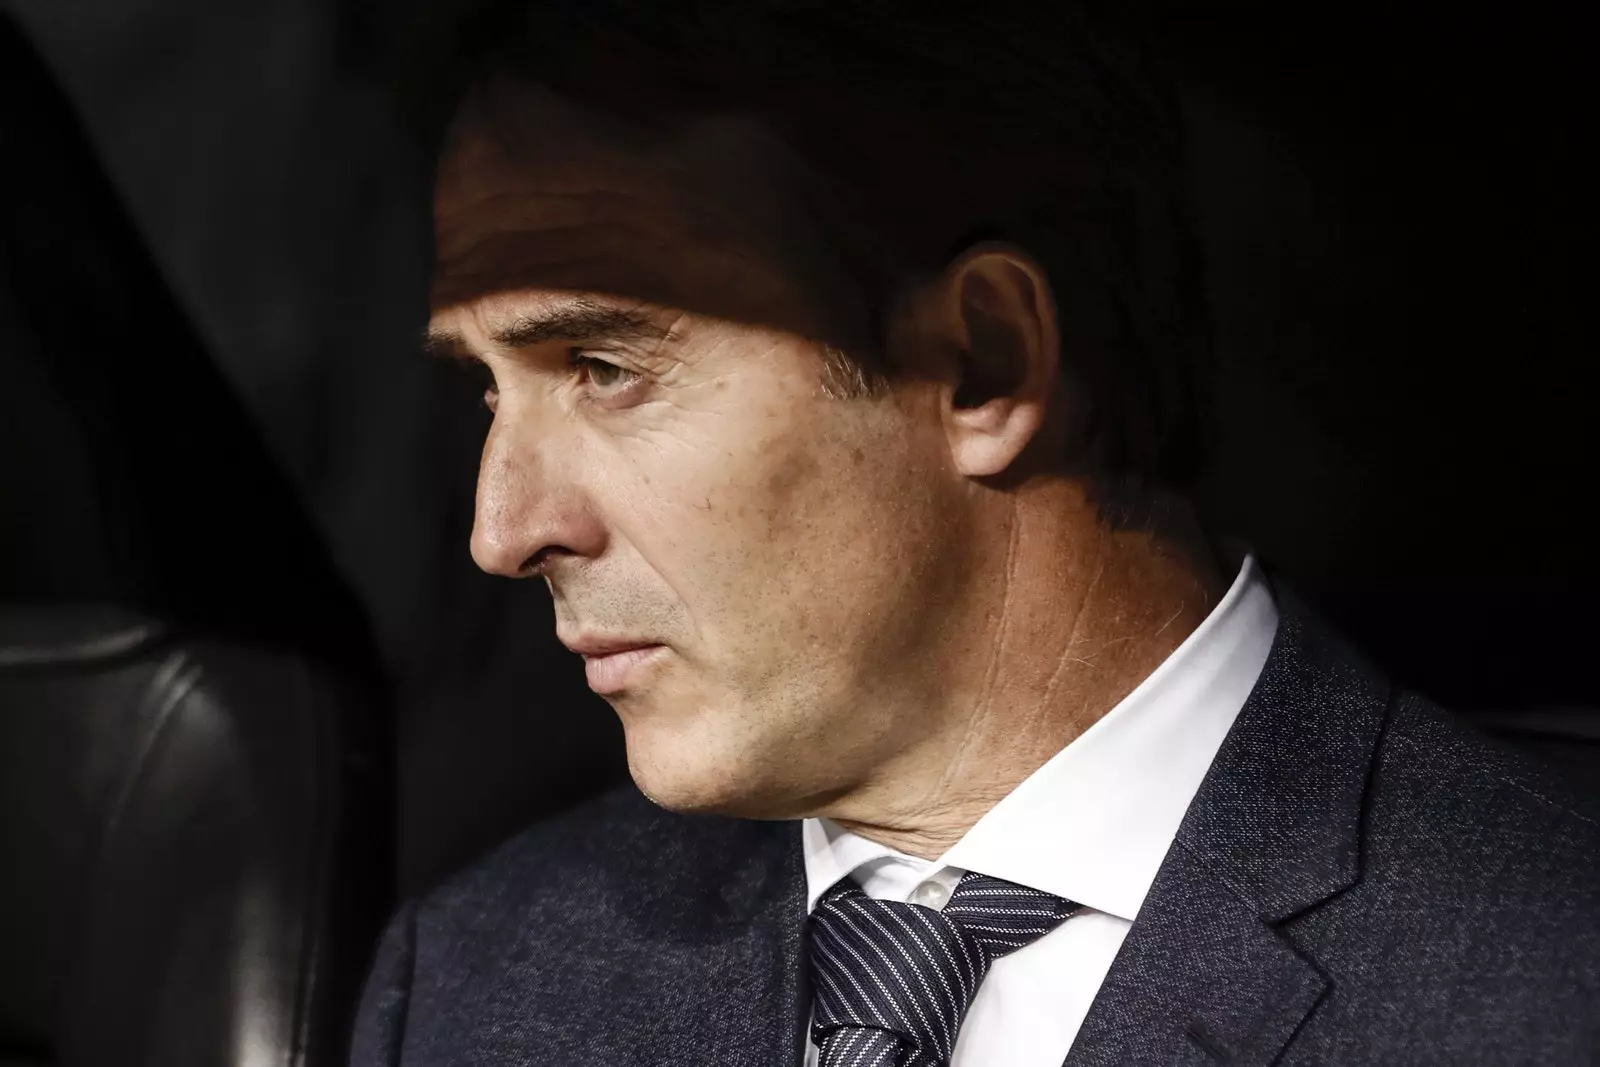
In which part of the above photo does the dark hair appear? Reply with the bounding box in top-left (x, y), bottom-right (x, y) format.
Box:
top-left (398, 0), bottom-right (1212, 521)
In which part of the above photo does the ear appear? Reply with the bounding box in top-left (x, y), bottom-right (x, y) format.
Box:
top-left (900, 244), bottom-right (1060, 479)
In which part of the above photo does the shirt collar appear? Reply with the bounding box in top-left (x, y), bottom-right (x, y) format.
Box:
top-left (802, 554), bottom-right (1279, 920)
top-left (803, 816), bottom-right (933, 913)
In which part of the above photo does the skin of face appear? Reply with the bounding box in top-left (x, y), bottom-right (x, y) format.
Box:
top-left (429, 85), bottom-right (1003, 820)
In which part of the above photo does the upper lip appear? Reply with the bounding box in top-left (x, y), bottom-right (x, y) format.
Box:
top-left (559, 634), bottom-right (661, 658)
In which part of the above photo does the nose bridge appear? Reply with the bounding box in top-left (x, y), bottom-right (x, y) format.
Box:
top-left (471, 404), bottom-right (596, 576)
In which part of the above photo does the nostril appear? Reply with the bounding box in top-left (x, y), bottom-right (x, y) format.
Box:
top-left (521, 546), bottom-right (563, 578)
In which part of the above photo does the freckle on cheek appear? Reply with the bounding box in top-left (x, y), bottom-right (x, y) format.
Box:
top-left (765, 450), bottom-right (818, 500)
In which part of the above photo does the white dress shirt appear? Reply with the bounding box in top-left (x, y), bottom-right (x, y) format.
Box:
top-left (800, 555), bottom-right (1278, 1067)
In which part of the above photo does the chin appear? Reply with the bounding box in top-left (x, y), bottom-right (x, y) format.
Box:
top-left (626, 750), bottom-right (755, 816)
top-left (615, 680), bottom-right (851, 819)
top-left (622, 731), bottom-right (807, 821)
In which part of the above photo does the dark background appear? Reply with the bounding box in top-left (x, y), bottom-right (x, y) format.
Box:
top-left (5, 0), bottom-right (1593, 898)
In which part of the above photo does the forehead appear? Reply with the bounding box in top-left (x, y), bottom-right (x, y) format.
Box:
top-left (431, 83), bottom-right (863, 347)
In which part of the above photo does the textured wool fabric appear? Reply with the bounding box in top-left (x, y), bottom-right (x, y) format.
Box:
top-left (808, 872), bottom-right (1080, 1066)
top-left (351, 588), bottom-right (1600, 1066)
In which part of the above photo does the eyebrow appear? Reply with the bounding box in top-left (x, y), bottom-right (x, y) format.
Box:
top-left (424, 299), bottom-right (674, 359)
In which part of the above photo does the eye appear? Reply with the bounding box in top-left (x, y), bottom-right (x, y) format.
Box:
top-left (473, 363), bottom-right (500, 412)
top-left (569, 351), bottom-right (643, 396)
top-left (452, 357), bottom-right (498, 413)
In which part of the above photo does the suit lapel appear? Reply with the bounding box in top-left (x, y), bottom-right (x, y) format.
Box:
top-left (1066, 593), bottom-right (1392, 1066)
top-left (676, 817), bottom-right (811, 1067)
top-left (763, 829), bottom-right (813, 1067)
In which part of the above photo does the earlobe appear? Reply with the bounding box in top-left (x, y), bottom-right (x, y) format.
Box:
top-left (939, 246), bottom-right (1060, 479)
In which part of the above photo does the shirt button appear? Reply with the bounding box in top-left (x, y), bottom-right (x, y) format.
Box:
top-left (911, 880), bottom-right (951, 910)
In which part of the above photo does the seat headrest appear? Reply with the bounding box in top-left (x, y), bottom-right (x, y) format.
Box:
top-left (0, 15), bottom-right (375, 671)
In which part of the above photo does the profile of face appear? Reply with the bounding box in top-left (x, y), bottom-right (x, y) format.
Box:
top-left (429, 84), bottom-right (1060, 819)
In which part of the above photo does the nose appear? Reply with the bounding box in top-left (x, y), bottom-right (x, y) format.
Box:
top-left (469, 408), bottom-right (606, 578)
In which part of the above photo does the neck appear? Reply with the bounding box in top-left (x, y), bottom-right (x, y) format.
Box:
top-left (823, 480), bottom-right (1225, 859)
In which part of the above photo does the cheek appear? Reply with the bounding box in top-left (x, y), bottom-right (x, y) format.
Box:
top-left (715, 405), bottom-right (869, 544)
top-left (596, 383), bottom-right (833, 545)
top-left (583, 362), bottom-right (946, 659)
top-left (704, 408), bottom-right (937, 629)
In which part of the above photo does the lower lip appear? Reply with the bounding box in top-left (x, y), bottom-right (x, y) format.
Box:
top-left (583, 646), bottom-right (665, 694)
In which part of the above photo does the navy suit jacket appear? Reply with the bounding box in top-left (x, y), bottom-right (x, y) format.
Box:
top-left (352, 598), bottom-right (1600, 1065)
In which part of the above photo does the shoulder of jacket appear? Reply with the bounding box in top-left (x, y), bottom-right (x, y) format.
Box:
top-left (1383, 691), bottom-right (1600, 831)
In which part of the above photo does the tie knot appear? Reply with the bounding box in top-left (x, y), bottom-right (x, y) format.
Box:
top-left (808, 872), bottom-right (1078, 1067)
top-left (934, 873), bottom-right (1081, 961)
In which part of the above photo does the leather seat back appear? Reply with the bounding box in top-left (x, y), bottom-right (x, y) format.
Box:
top-left (0, 611), bottom-right (388, 1067)
top-left (1, 14), bottom-right (391, 1066)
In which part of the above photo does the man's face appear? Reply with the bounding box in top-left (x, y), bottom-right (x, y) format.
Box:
top-left (430, 86), bottom-right (986, 817)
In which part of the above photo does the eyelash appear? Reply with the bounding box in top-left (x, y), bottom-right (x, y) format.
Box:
top-left (477, 350), bottom-right (644, 414)
top-left (567, 350), bottom-right (643, 395)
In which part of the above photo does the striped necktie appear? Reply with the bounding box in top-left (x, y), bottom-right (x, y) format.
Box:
top-left (807, 870), bottom-right (1080, 1067)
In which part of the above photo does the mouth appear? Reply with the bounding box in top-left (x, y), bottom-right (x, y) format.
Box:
top-left (561, 636), bottom-right (667, 695)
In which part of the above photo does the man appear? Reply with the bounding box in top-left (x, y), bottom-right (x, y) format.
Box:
top-left (353, 2), bottom-right (1600, 1064)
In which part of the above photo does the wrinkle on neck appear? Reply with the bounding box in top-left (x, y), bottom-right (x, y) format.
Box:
top-left (825, 481), bottom-right (1223, 859)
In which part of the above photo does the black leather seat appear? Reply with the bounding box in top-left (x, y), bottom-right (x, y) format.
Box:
top-left (0, 609), bottom-right (390, 1067)
top-left (0, 15), bottom-right (391, 1067)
